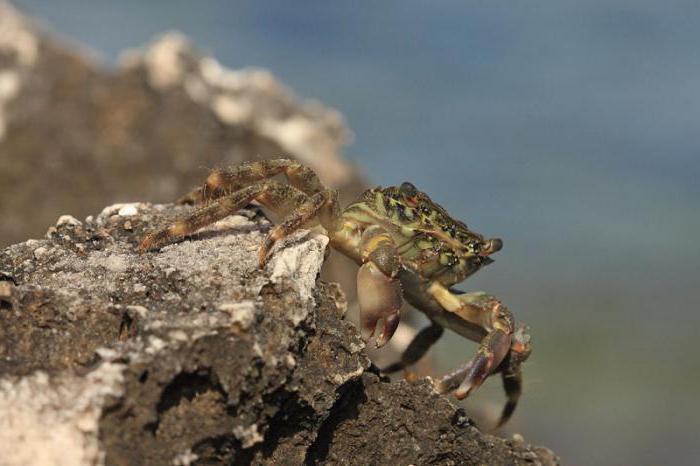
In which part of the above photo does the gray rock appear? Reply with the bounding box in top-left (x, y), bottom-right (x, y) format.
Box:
top-left (0, 202), bottom-right (558, 465)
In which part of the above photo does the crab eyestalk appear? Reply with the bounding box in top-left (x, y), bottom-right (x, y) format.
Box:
top-left (481, 237), bottom-right (503, 256)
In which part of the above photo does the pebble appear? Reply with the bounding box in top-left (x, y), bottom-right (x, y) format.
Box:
top-left (56, 215), bottom-right (82, 227)
top-left (133, 283), bottom-right (147, 293)
top-left (103, 255), bottom-right (128, 273)
top-left (95, 348), bottom-right (120, 361)
top-left (118, 204), bottom-right (138, 216)
top-left (33, 246), bottom-right (50, 260)
top-left (218, 301), bottom-right (256, 329)
top-left (126, 305), bottom-right (149, 318)
top-left (168, 330), bottom-right (189, 342)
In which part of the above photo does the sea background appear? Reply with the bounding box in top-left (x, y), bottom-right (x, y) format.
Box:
top-left (14, 1), bottom-right (700, 464)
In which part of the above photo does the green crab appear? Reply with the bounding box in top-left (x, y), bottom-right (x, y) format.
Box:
top-left (140, 159), bottom-right (532, 426)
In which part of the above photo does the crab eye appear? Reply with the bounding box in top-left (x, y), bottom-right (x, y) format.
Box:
top-left (399, 182), bottom-right (417, 197)
top-left (399, 182), bottom-right (419, 206)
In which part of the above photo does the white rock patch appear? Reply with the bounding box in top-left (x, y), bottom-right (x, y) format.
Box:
top-left (268, 230), bottom-right (329, 309)
top-left (0, 363), bottom-right (125, 466)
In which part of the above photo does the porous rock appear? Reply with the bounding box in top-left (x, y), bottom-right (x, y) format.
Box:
top-left (0, 203), bottom-right (558, 465)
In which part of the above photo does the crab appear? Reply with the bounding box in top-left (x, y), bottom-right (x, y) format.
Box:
top-left (139, 159), bottom-right (532, 426)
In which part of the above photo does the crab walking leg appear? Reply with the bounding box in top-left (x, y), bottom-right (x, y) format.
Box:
top-left (139, 180), bottom-right (309, 252)
top-left (356, 226), bottom-right (404, 348)
top-left (205, 159), bottom-right (326, 201)
top-left (427, 282), bottom-right (514, 399)
top-left (176, 186), bottom-right (205, 205)
top-left (258, 189), bottom-right (337, 267)
top-left (497, 364), bottom-right (523, 427)
top-left (382, 323), bottom-right (444, 373)
top-left (174, 158), bottom-right (326, 206)
top-left (494, 324), bottom-right (531, 426)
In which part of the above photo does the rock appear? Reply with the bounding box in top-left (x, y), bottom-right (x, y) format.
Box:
top-left (0, 202), bottom-right (558, 465)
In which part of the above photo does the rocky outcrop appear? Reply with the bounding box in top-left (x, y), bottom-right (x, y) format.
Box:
top-left (0, 202), bottom-right (558, 465)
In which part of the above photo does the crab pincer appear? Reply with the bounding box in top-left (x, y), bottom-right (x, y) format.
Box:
top-left (357, 260), bottom-right (402, 347)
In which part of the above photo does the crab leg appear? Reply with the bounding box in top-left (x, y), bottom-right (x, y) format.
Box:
top-left (382, 322), bottom-right (444, 373)
top-left (141, 180), bottom-right (311, 252)
top-left (258, 189), bottom-right (334, 267)
top-left (498, 362), bottom-right (523, 427)
top-left (437, 327), bottom-right (511, 399)
top-left (141, 182), bottom-right (276, 251)
top-left (179, 158), bottom-right (326, 205)
top-left (494, 323), bottom-right (531, 426)
top-left (357, 226), bottom-right (404, 347)
top-left (427, 282), bottom-right (514, 398)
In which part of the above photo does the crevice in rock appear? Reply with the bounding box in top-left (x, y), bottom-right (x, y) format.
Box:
top-left (191, 434), bottom-right (240, 465)
top-left (0, 272), bottom-right (16, 311)
top-left (145, 368), bottom-right (228, 435)
top-left (244, 388), bottom-right (316, 463)
top-left (304, 378), bottom-right (366, 465)
top-left (0, 271), bottom-right (17, 285)
top-left (0, 298), bottom-right (12, 311)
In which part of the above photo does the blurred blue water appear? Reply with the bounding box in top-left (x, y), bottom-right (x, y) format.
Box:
top-left (15, 1), bottom-right (700, 463)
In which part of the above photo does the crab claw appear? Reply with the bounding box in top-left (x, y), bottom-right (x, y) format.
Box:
top-left (437, 328), bottom-right (511, 400)
top-left (357, 261), bottom-right (403, 348)
top-left (375, 311), bottom-right (401, 348)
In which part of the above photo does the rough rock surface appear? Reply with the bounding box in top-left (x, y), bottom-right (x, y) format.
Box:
top-left (0, 203), bottom-right (558, 465)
